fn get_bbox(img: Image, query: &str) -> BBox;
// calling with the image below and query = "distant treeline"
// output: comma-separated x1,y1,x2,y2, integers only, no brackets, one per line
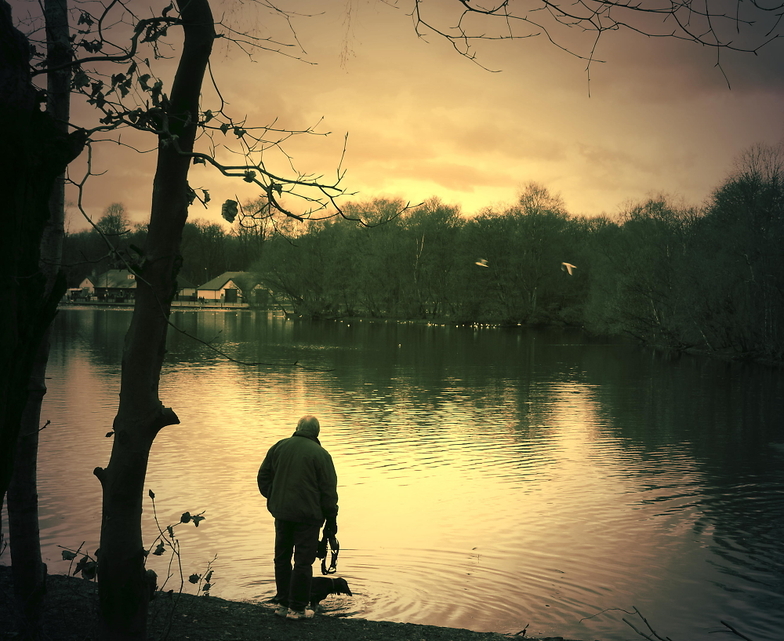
62,144,783,362
62,203,261,288
251,153,783,362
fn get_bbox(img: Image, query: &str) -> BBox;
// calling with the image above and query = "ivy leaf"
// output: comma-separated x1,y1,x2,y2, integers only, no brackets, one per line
62,550,77,561
221,200,238,223
150,80,164,106
180,512,191,524
188,574,200,584
191,514,205,527
105,431,114,438
153,541,166,556
148,489,155,500
219,122,230,135
72,70,90,90
81,562,97,580
74,555,97,579
243,170,256,183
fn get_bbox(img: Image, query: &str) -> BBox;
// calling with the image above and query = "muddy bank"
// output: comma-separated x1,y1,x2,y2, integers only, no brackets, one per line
0,567,588,641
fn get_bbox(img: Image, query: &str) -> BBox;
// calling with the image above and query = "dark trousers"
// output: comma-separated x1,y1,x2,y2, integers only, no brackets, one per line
273,519,321,610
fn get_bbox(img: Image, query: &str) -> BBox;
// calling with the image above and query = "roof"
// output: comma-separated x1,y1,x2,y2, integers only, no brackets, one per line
176,275,197,290
198,271,259,291
92,269,137,289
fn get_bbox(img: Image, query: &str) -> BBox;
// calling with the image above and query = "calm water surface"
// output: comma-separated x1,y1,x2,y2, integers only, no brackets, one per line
6,308,784,640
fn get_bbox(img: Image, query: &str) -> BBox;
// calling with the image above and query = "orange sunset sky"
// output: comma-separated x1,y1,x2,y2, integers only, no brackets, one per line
10,0,784,230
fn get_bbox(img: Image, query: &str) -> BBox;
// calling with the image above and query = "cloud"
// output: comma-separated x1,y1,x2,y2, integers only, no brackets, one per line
53,0,784,230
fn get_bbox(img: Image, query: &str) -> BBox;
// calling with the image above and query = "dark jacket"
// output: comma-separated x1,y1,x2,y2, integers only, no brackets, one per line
257,427,338,525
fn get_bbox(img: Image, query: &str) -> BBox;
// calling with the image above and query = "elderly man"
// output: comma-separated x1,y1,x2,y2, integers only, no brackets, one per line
257,415,339,620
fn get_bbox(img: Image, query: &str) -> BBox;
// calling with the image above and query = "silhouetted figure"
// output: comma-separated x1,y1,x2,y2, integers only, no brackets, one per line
258,415,339,620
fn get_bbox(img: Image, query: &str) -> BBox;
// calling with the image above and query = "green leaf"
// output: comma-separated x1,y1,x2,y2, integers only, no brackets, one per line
74,555,97,579
150,80,164,106
180,512,191,524
148,489,155,500
191,514,205,527
81,562,97,580
153,541,166,556
221,200,238,223
188,574,200,584
167,525,174,538
62,550,77,561
72,70,90,90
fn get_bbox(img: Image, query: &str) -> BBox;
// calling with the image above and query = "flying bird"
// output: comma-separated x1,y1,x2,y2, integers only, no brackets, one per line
561,262,577,275
475,258,489,268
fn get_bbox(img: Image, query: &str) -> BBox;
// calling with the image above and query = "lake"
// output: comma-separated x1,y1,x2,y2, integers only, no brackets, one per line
5,308,784,640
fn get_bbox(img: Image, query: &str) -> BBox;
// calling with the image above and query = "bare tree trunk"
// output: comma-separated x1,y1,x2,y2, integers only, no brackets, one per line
7,367,48,640
6,2,72,637
93,2,214,638
0,0,82,505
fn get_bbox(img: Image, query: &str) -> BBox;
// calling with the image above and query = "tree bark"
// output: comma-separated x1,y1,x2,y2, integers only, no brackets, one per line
6,2,72,637
93,2,214,639
7,371,48,641
0,0,82,505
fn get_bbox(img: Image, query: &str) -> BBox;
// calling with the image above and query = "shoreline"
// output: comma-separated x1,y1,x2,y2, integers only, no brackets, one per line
0,568,587,641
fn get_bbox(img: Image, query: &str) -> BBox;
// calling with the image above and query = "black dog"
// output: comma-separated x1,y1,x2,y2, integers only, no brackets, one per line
309,576,352,609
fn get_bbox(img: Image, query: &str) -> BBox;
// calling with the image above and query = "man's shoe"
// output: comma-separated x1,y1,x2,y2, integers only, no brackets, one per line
286,608,315,620
274,605,288,617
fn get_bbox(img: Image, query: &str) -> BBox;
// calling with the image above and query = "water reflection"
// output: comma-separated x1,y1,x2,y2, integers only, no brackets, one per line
4,309,783,641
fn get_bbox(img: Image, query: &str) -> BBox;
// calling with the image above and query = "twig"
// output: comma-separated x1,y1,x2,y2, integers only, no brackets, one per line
720,621,755,641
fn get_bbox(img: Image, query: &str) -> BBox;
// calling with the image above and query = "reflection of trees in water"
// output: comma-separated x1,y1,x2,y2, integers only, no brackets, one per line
582,347,784,598
60,309,784,584
53,309,131,366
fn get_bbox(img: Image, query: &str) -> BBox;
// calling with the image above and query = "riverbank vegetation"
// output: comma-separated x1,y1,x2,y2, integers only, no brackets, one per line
62,144,783,363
